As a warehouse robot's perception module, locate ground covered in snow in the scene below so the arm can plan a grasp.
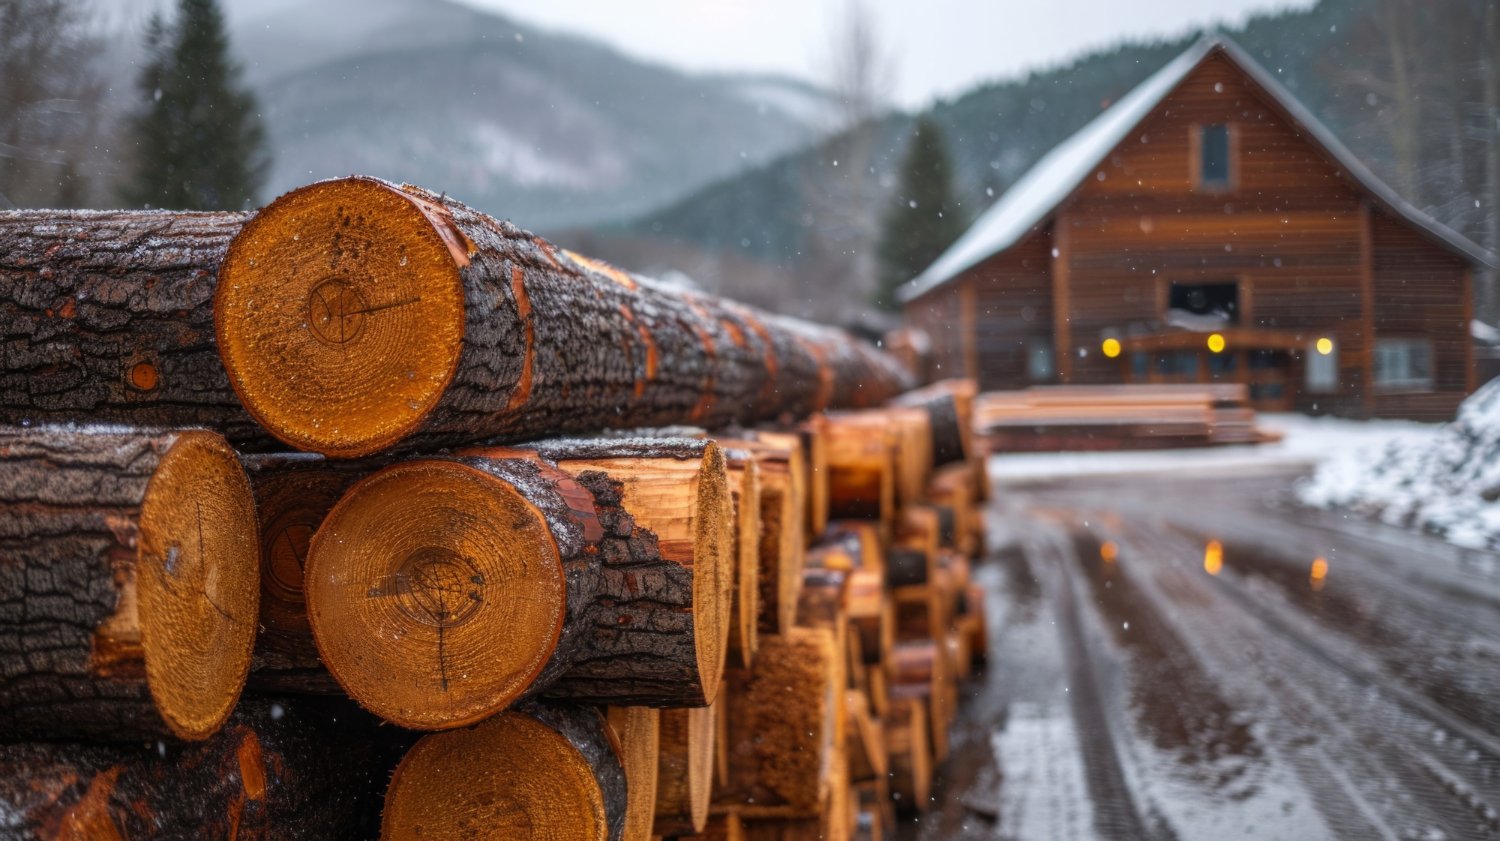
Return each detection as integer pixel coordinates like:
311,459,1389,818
1299,380,1500,551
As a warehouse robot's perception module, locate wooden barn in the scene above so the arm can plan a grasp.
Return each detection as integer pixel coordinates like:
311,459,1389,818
899,35,1496,420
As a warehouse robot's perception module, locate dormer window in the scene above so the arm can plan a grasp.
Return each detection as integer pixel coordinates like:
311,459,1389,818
1197,123,1232,190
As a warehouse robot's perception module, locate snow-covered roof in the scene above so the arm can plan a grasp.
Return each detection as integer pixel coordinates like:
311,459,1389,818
899,35,1497,304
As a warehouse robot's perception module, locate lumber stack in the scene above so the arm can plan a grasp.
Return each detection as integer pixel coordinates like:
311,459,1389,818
976,383,1274,452
0,177,985,841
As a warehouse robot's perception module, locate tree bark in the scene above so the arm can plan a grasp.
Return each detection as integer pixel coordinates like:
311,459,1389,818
214,176,911,458
304,449,730,730
0,210,263,441
383,702,627,841
0,698,392,840
508,437,733,706
0,427,259,742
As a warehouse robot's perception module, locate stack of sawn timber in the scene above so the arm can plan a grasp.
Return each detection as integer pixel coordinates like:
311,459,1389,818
0,176,985,841
976,383,1274,452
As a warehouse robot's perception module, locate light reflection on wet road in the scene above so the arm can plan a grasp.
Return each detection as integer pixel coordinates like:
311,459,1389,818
903,465,1500,841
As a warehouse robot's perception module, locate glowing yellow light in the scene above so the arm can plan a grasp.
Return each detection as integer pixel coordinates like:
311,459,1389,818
1310,556,1328,590
1316,337,1334,356
1101,338,1122,358
1100,540,1119,563
1207,333,1226,354
1204,540,1223,575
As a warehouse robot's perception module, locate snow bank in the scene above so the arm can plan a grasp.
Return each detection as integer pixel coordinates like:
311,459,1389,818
1299,380,1500,550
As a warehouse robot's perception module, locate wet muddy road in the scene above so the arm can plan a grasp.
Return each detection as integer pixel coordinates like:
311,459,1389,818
902,464,1500,840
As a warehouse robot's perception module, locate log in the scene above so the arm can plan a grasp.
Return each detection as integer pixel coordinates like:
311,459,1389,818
795,416,830,536
885,696,931,811
0,427,259,741
214,176,910,458
884,406,933,507
845,692,886,785
511,437,734,697
889,639,952,764
889,383,971,468
0,698,390,840
0,210,263,442
821,414,895,528
653,703,717,836
606,706,661,841
383,702,627,841
241,453,371,692
723,447,762,667
719,437,804,635
304,451,730,730
714,629,837,821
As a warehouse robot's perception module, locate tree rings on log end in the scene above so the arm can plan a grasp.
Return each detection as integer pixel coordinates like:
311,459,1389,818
216,177,467,458
137,431,260,741
306,460,565,729
383,710,613,841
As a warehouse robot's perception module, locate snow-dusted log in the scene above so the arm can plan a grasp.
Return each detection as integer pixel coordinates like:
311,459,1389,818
214,176,911,458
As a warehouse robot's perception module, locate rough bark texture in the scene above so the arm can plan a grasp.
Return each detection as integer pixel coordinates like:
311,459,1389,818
216,177,911,458
0,698,391,840
0,427,257,742
0,210,264,442
543,468,709,706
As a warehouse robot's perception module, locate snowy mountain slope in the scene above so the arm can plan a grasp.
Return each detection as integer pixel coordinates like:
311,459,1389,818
99,0,830,228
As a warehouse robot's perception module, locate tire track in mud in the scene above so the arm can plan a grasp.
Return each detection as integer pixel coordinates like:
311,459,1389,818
1024,521,1170,841
1123,522,1500,838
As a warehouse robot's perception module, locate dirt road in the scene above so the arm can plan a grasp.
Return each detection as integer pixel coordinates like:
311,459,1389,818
906,464,1500,840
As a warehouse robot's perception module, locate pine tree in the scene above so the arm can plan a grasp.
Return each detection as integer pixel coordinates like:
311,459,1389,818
875,117,966,310
121,0,268,210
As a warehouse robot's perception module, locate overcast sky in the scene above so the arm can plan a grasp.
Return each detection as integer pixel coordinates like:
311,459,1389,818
450,0,1315,107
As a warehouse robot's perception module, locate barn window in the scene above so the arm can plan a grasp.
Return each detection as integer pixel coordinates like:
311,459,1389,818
1197,123,1231,189
1374,338,1434,391
1167,280,1238,324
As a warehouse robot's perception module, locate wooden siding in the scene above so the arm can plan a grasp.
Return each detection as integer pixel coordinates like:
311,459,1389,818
906,50,1477,420
904,282,966,383
971,230,1054,392
1057,53,1375,415
1370,208,1471,420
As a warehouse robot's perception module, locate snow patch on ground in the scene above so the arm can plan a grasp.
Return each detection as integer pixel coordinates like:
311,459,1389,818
989,412,1436,484
1299,380,1500,551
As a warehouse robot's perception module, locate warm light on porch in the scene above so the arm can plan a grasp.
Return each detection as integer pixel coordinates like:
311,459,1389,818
1101,338,1122,358
1206,333,1226,353
1316,337,1334,355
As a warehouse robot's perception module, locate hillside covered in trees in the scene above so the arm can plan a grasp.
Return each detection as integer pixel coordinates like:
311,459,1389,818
611,0,1499,323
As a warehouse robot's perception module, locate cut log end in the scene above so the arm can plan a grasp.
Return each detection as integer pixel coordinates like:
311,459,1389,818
383,709,614,841
655,703,717,836
137,430,260,740
607,707,661,841
557,443,733,705
216,177,468,457
306,460,565,730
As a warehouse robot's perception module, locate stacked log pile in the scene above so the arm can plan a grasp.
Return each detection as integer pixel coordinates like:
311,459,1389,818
0,176,985,840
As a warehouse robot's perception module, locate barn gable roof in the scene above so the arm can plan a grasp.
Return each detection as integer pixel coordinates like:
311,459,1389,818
898,34,1496,304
